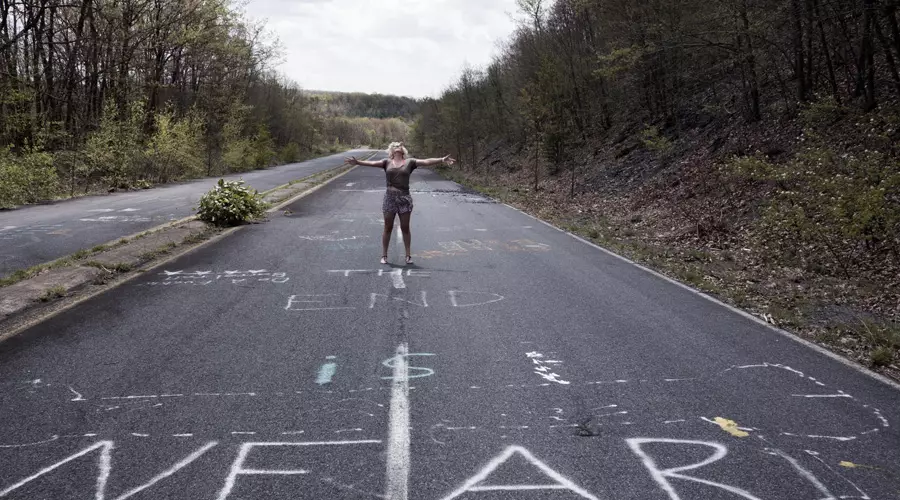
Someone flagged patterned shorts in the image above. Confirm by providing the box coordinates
[382,191,414,214]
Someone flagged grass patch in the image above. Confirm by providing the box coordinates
[871,347,895,367]
[71,249,91,260]
[38,285,67,302]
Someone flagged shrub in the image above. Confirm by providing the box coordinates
[0,146,60,208]
[280,142,300,163]
[81,100,144,188]
[146,108,206,182]
[197,179,265,226]
[640,126,673,154]
[722,154,779,181]
[800,96,845,130]
[742,143,900,276]
[251,125,277,169]
[221,101,253,172]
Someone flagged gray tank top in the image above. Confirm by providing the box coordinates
[382,158,417,194]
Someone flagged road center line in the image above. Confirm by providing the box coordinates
[386,343,410,500]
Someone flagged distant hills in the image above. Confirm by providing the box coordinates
[307,91,419,120]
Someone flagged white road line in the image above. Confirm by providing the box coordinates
[386,343,410,500]
[502,203,900,392]
[387,269,405,289]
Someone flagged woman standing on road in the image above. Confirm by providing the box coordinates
[346,142,455,265]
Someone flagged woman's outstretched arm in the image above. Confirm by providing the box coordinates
[346,156,386,167]
[415,155,456,167]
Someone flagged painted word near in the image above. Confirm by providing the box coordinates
[0,439,874,500]
[284,290,504,312]
[141,270,290,287]
[416,239,551,259]
[0,439,384,500]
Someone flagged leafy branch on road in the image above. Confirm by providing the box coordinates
[197,179,266,227]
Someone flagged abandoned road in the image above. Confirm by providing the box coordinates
[0,150,370,278]
[0,158,898,499]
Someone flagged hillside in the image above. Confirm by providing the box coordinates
[412,0,900,378]
[307,91,420,120]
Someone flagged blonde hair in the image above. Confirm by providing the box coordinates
[387,142,408,159]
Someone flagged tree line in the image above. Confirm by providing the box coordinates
[309,91,419,120]
[413,0,900,171]
[411,0,900,282]
[0,0,409,208]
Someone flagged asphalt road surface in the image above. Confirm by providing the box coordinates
[1,160,898,500]
[0,150,370,278]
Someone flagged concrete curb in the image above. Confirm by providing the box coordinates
[0,226,241,344]
[0,152,375,340]
[267,165,359,213]
[0,156,374,289]
[0,220,216,325]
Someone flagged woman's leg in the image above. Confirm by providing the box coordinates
[399,212,412,257]
[382,212,395,258]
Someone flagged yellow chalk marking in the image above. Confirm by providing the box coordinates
[713,417,749,437]
[839,461,880,470]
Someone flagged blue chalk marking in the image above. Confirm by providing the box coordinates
[317,358,337,385]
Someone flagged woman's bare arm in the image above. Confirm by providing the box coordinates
[346,156,385,167]
[416,155,456,167]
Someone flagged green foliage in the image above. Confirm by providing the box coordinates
[871,347,894,367]
[81,100,145,188]
[221,101,254,172]
[197,179,265,226]
[596,45,649,79]
[280,143,301,163]
[0,146,61,208]
[640,126,673,154]
[39,285,67,302]
[736,143,900,275]
[800,96,845,130]
[722,154,779,181]
[251,125,277,169]
[146,108,206,182]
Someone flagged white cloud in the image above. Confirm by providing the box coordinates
[245,0,521,98]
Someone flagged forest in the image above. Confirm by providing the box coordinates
[412,0,900,371]
[0,0,410,208]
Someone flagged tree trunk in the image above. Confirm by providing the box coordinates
[64,0,90,133]
[740,0,761,121]
[875,12,900,96]
[814,0,840,102]
[861,0,877,111]
[792,0,807,101]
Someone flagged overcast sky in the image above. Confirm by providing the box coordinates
[245,0,522,98]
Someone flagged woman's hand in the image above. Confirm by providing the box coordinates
[345,156,359,165]
[442,155,456,165]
